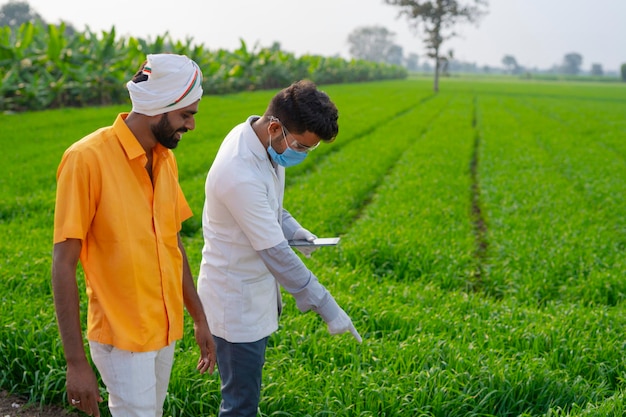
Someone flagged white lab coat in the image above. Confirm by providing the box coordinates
[198,116,286,343]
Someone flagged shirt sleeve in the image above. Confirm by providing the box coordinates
[281,208,302,240]
[215,172,285,251]
[53,149,98,243]
[256,241,340,322]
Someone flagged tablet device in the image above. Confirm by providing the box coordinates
[288,237,340,247]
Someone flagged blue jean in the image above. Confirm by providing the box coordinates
[214,335,269,417]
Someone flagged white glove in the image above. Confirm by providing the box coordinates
[327,308,362,343]
[292,227,318,258]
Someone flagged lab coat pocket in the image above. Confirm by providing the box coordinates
[241,276,278,327]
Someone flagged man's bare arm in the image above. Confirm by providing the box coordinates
[52,239,102,416]
[178,235,216,375]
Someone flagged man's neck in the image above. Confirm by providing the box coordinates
[124,112,157,155]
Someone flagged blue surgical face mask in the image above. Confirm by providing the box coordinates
[267,124,307,167]
[268,144,307,167]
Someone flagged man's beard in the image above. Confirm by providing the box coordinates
[152,113,186,149]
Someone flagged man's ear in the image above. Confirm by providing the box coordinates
[268,119,282,135]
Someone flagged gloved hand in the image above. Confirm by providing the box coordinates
[327,308,362,343]
[292,227,318,258]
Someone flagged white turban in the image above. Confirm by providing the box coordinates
[127,54,203,116]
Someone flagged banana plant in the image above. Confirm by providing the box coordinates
[0,22,406,112]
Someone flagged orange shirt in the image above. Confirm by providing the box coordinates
[54,113,192,352]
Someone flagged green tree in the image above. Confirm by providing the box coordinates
[383,0,488,92]
[405,52,420,71]
[386,44,404,65]
[0,0,44,28]
[590,63,603,76]
[502,54,520,74]
[347,26,402,64]
[561,52,583,75]
[439,49,454,76]
[621,63,626,82]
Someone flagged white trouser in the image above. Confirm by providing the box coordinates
[89,341,176,417]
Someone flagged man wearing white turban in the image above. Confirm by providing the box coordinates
[52,53,215,417]
[127,53,204,117]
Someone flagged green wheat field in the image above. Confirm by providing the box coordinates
[1,76,626,416]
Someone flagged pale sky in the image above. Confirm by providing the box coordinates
[16,0,626,72]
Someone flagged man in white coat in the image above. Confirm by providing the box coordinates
[197,80,361,417]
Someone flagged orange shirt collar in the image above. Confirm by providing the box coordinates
[113,113,171,162]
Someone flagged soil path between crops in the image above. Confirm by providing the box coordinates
[1,391,78,417]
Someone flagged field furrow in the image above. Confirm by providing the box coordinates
[477,91,626,305]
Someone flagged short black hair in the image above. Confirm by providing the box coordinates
[131,60,149,83]
[266,80,338,142]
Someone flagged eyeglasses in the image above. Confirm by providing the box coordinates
[270,116,319,153]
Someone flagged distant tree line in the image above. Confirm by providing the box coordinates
[347,25,624,81]
[346,0,624,85]
[500,52,624,80]
[346,24,624,81]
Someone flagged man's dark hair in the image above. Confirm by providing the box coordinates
[131,60,149,83]
[266,80,339,142]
